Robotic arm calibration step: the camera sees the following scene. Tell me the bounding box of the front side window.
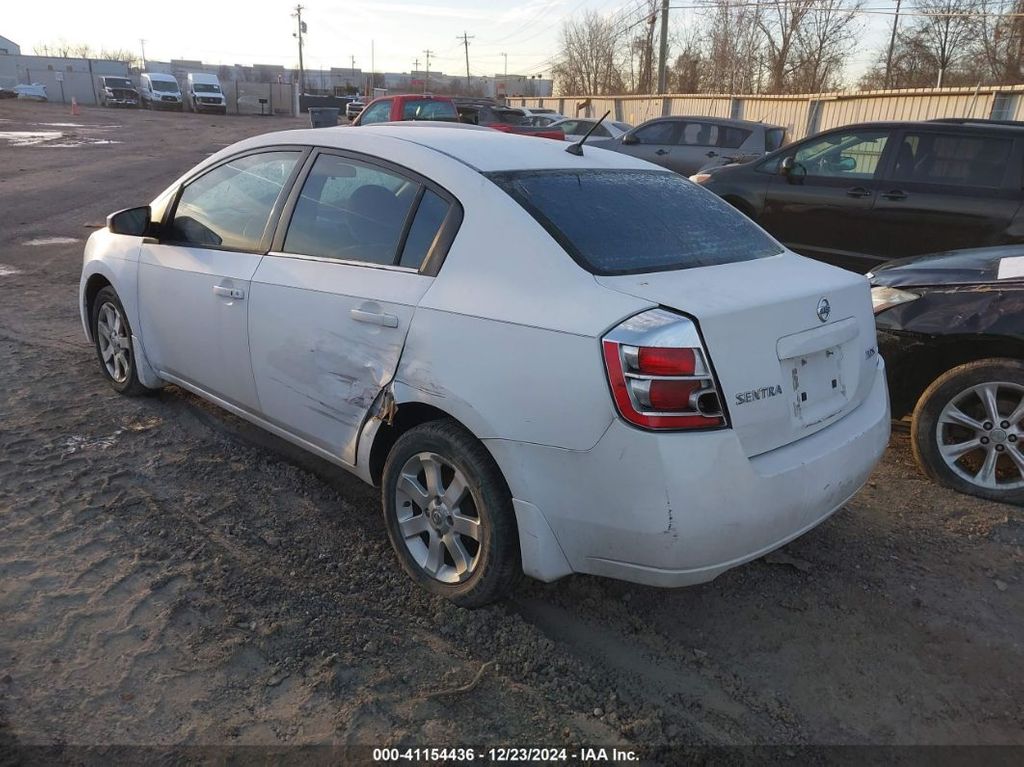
[632,121,680,145]
[359,100,392,124]
[892,132,1011,188]
[169,151,299,250]
[793,130,890,179]
[489,169,782,275]
[283,154,421,266]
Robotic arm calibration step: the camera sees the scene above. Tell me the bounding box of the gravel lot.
[1,100,1022,757]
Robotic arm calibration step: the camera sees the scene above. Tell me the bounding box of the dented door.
[248,257,432,465]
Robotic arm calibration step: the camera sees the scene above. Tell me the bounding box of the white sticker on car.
[997,255,1024,279]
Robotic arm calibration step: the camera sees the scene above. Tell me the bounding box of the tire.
[90,286,154,397]
[911,358,1024,505]
[381,419,521,607]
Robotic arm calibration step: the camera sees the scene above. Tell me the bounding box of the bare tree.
[551,10,626,95]
[756,0,816,93]
[976,0,1024,83]
[699,0,765,93]
[790,0,863,92]
[909,0,982,86]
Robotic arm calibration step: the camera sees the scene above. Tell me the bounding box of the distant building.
[0,34,20,56]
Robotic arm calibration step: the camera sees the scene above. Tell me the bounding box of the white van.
[186,73,227,114]
[140,73,182,111]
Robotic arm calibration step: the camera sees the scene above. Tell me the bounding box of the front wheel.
[382,419,521,607]
[90,286,155,397]
[912,359,1024,505]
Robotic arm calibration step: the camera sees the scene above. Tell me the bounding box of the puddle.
[0,130,62,146]
[23,237,79,246]
[0,264,22,276]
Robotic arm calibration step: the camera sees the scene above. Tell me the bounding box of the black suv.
[697,119,1024,273]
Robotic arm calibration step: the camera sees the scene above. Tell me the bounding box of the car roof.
[812,119,1024,134]
[641,116,783,130]
[242,123,656,173]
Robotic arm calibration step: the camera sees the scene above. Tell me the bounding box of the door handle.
[213,285,245,300]
[846,187,872,198]
[350,308,399,328]
[706,151,718,158]
[881,190,908,201]
[655,149,669,156]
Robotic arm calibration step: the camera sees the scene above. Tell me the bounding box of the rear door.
[869,128,1024,259]
[672,121,752,176]
[759,127,896,273]
[138,149,303,411]
[248,150,460,465]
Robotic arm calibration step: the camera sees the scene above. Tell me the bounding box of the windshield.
[152,79,179,92]
[488,169,782,275]
[194,83,221,93]
[105,78,133,89]
[401,98,457,120]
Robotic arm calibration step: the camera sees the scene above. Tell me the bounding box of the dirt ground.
[0,99,1022,759]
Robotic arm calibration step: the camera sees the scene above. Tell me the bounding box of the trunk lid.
[596,252,879,457]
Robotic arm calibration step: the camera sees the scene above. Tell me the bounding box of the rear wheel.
[90,286,155,397]
[381,419,521,607]
[912,359,1024,505]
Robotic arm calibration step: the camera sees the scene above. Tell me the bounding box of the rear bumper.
[487,360,890,587]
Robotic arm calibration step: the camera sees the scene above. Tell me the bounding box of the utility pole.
[885,0,902,90]
[457,32,474,92]
[423,49,433,94]
[139,39,147,72]
[292,5,306,95]
[656,0,669,94]
[501,52,507,80]
[370,39,375,95]
[414,58,420,73]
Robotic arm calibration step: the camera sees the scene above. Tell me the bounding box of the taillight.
[602,309,726,431]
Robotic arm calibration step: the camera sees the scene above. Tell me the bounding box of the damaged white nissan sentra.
[79,125,890,607]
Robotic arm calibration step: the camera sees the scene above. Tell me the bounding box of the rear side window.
[893,132,1011,188]
[170,151,299,250]
[679,122,750,149]
[399,189,450,269]
[489,169,782,275]
[402,99,457,121]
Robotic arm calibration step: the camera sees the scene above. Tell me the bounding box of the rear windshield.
[488,169,782,275]
[402,99,457,120]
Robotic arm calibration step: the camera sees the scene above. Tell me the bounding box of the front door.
[616,120,683,167]
[138,149,303,411]
[248,151,458,465]
[759,128,895,272]
[869,129,1024,260]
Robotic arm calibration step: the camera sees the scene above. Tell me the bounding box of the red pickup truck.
[352,94,460,126]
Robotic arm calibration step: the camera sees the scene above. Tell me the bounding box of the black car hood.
[869,245,1024,288]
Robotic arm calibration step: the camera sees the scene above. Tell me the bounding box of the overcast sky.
[3,0,889,84]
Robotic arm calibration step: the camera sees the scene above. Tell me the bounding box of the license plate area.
[786,345,848,427]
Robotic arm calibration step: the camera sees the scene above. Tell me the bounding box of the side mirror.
[107,206,151,236]
[780,156,796,175]
[621,133,639,146]
[837,155,857,172]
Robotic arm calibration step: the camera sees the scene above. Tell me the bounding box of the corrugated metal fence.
[512,84,1024,140]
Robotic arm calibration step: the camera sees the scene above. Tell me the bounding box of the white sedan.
[79,125,890,607]
[548,117,632,141]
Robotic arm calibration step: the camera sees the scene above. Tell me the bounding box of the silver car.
[596,116,787,176]
[548,117,632,142]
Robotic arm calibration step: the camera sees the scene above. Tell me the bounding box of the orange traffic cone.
[71,97,80,116]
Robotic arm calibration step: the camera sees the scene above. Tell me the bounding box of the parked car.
[521,113,567,128]
[353,94,459,125]
[140,72,183,111]
[595,116,786,177]
[345,99,365,119]
[548,117,632,142]
[13,83,47,101]
[98,76,138,108]
[79,125,888,606]
[696,119,1024,274]
[187,73,227,114]
[455,102,564,139]
[516,107,562,118]
[870,245,1024,504]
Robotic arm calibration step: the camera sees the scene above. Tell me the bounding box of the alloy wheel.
[394,451,482,584]
[936,381,1024,492]
[96,301,131,384]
